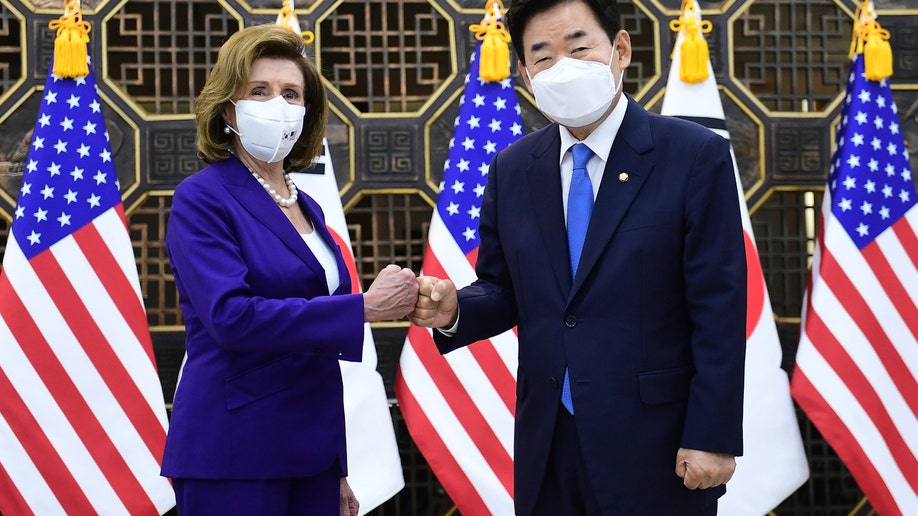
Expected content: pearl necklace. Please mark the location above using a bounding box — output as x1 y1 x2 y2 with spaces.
249 169 298 208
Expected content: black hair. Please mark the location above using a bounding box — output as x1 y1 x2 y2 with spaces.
506 0 622 65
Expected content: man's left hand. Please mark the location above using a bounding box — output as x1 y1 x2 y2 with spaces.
675 448 736 490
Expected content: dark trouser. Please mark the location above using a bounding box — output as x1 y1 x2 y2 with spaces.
533 406 717 516
533 405 603 516
172 463 339 516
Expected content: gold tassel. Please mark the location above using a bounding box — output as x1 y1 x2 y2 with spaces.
277 0 315 45
470 0 511 83
669 0 712 84
851 1 893 81
48 0 91 78
863 20 893 80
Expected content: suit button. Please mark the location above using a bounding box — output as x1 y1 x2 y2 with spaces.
550 377 559 389
315 348 324 355
564 315 577 327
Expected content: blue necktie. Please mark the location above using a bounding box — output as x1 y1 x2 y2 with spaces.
562 143 594 415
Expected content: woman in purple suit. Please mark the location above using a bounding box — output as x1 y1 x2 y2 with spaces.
162 25 417 515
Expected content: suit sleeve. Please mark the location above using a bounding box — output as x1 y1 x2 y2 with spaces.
167 178 365 360
433 150 519 355
680 134 747 456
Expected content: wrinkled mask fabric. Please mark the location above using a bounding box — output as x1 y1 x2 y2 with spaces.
228 95 306 163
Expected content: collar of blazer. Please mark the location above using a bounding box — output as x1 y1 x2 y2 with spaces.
216 156 352 296
525 94 655 302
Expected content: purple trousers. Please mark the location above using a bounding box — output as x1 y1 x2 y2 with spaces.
171 464 339 515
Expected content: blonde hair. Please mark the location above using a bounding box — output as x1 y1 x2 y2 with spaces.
195 24 328 170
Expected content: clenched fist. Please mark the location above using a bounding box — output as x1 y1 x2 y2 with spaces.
363 264 418 322
409 276 458 329
675 448 736 490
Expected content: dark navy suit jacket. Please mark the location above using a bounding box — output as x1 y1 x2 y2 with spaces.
434 97 747 515
161 156 364 480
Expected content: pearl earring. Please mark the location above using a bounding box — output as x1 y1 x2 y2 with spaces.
224 125 232 134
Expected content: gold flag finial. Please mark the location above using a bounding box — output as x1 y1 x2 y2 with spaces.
669 0 712 84
469 0 511 82
277 0 315 45
49 0 91 78
850 1 892 81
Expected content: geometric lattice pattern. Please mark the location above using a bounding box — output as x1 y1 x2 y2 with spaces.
105 0 238 116
345 193 431 290
751 190 821 320
127 194 182 327
0 3 21 98
319 0 451 113
0 0 916 513
733 0 852 112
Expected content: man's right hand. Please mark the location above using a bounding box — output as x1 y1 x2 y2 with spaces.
409 276 458 329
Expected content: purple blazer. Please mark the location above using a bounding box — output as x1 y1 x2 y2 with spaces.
161 156 364 480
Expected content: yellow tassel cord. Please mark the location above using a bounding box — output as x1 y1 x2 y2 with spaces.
277 0 315 45
668 0 712 84
849 2 893 81
48 0 91 78
470 0 511 83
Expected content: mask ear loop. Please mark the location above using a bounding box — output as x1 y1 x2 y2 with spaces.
608 40 624 97
225 99 241 136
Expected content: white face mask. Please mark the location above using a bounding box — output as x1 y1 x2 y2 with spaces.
227 95 306 164
527 45 622 128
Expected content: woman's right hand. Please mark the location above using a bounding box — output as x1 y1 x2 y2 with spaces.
363 264 418 322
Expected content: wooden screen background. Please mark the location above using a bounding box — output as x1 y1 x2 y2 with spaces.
0 0 916 513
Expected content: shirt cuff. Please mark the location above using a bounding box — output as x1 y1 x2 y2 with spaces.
436 309 460 337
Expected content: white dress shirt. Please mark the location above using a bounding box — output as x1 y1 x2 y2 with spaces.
558 96 629 224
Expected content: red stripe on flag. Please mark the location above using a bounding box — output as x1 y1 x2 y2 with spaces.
394 368 492 516
405 325 514 496
466 247 479 269
468 345 516 416
30 250 168 461
861 241 918 341
790 370 900 516
0 274 158 514
0 361 94 513
74 223 157 367
328 228 361 294
115 203 129 231
819 247 918 418
0 460 34 516
803 309 918 491
893 216 918 272
423 248 517 413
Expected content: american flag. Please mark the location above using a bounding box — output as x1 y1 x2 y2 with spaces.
0 57 175 514
394 36 524 515
791 52 918 515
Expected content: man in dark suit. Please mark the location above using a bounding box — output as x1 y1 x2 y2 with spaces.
410 0 746 514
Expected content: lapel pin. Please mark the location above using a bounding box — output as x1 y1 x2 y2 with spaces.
618 172 629 183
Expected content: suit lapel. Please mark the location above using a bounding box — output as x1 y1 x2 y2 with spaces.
219 157 329 288
526 129 573 297
570 97 655 299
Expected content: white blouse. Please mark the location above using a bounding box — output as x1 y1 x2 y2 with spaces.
301 231 341 294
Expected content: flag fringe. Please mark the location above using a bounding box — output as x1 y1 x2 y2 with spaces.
470 0 511 83
49 0 90 78
669 0 711 84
